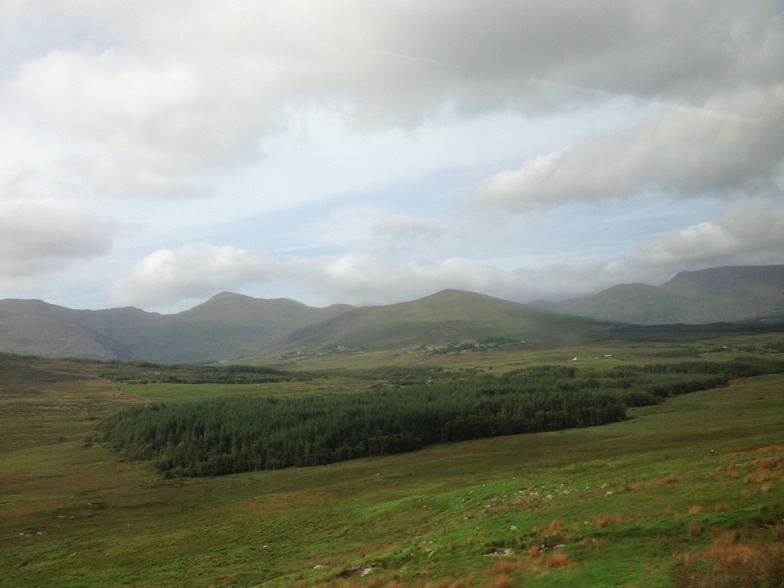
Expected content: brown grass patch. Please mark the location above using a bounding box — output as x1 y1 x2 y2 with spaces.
547 519 569 533
489 557 521 576
650 473 684 487
753 457 782 469
745 469 784 483
721 451 784 486
627 473 685 490
687 505 703 515
488 557 520 588
591 512 647 529
486 575 513 588
545 550 572 568
528 545 540 558
729 445 784 457
673 539 784 587
577 537 606 550
773 525 784 542
687 520 701 537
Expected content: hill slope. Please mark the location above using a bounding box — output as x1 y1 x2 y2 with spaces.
535 265 784 324
277 289 611 352
0 294 354 363
1 264 781 361
0 299 123 360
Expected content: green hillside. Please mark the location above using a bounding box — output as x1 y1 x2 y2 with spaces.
537 265 784 324
0 299 121 360
277 289 612 353
536 283 692 325
661 265 784 322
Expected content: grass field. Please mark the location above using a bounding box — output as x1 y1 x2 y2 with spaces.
1 336 783 587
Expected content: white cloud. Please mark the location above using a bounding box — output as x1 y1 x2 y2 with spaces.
110 242 288 308
298 255 526 306
472 85 784 210
110 242 525 310
110 239 656 311
7 50 267 197
631 200 784 269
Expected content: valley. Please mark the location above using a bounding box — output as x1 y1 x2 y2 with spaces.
2 325 784 586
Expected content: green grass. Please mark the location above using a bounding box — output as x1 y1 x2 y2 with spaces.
1 341 784 587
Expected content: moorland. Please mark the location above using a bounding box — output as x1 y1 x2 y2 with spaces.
2 318 784 587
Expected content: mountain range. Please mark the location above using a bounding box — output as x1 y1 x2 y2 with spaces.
0 265 781 363
532 265 784 324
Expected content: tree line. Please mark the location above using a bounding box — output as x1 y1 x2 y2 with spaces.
99 359 784 478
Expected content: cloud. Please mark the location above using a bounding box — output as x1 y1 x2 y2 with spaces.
108 240 670 311
110 199 784 313
3 2 783 311
370 214 444 240
0 199 120 276
296 206 448 255
631 200 784 269
110 242 524 310
298 255 528 306
8 50 263 197
471 85 784 209
6 1 781 199
110 242 288 308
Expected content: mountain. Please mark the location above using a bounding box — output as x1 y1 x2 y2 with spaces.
276 289 610 352
0 293 353 363
1 265 781 362
534 265 784 324
0 299 124 360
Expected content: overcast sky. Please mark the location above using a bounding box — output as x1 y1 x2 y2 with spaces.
1 1 783 312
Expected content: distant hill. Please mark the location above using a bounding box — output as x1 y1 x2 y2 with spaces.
276 289 611 353
0 299 123 360
1 265 781 362
0 293 353 363
534 265 784 324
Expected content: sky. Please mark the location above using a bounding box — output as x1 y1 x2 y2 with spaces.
1 1 783 313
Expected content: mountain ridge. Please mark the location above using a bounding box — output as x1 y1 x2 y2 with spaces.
533 265 784 324
275 288 608 353
0 264 781 362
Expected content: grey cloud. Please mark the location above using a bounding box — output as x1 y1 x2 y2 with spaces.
471 85 784 209
370 214 444 240
6 1 781 198
631 201 784 270
0 199 119 276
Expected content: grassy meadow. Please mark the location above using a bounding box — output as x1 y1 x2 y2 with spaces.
1 332 784 587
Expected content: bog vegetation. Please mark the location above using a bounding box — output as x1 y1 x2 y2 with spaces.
3 333 784 588
100 359 784 477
